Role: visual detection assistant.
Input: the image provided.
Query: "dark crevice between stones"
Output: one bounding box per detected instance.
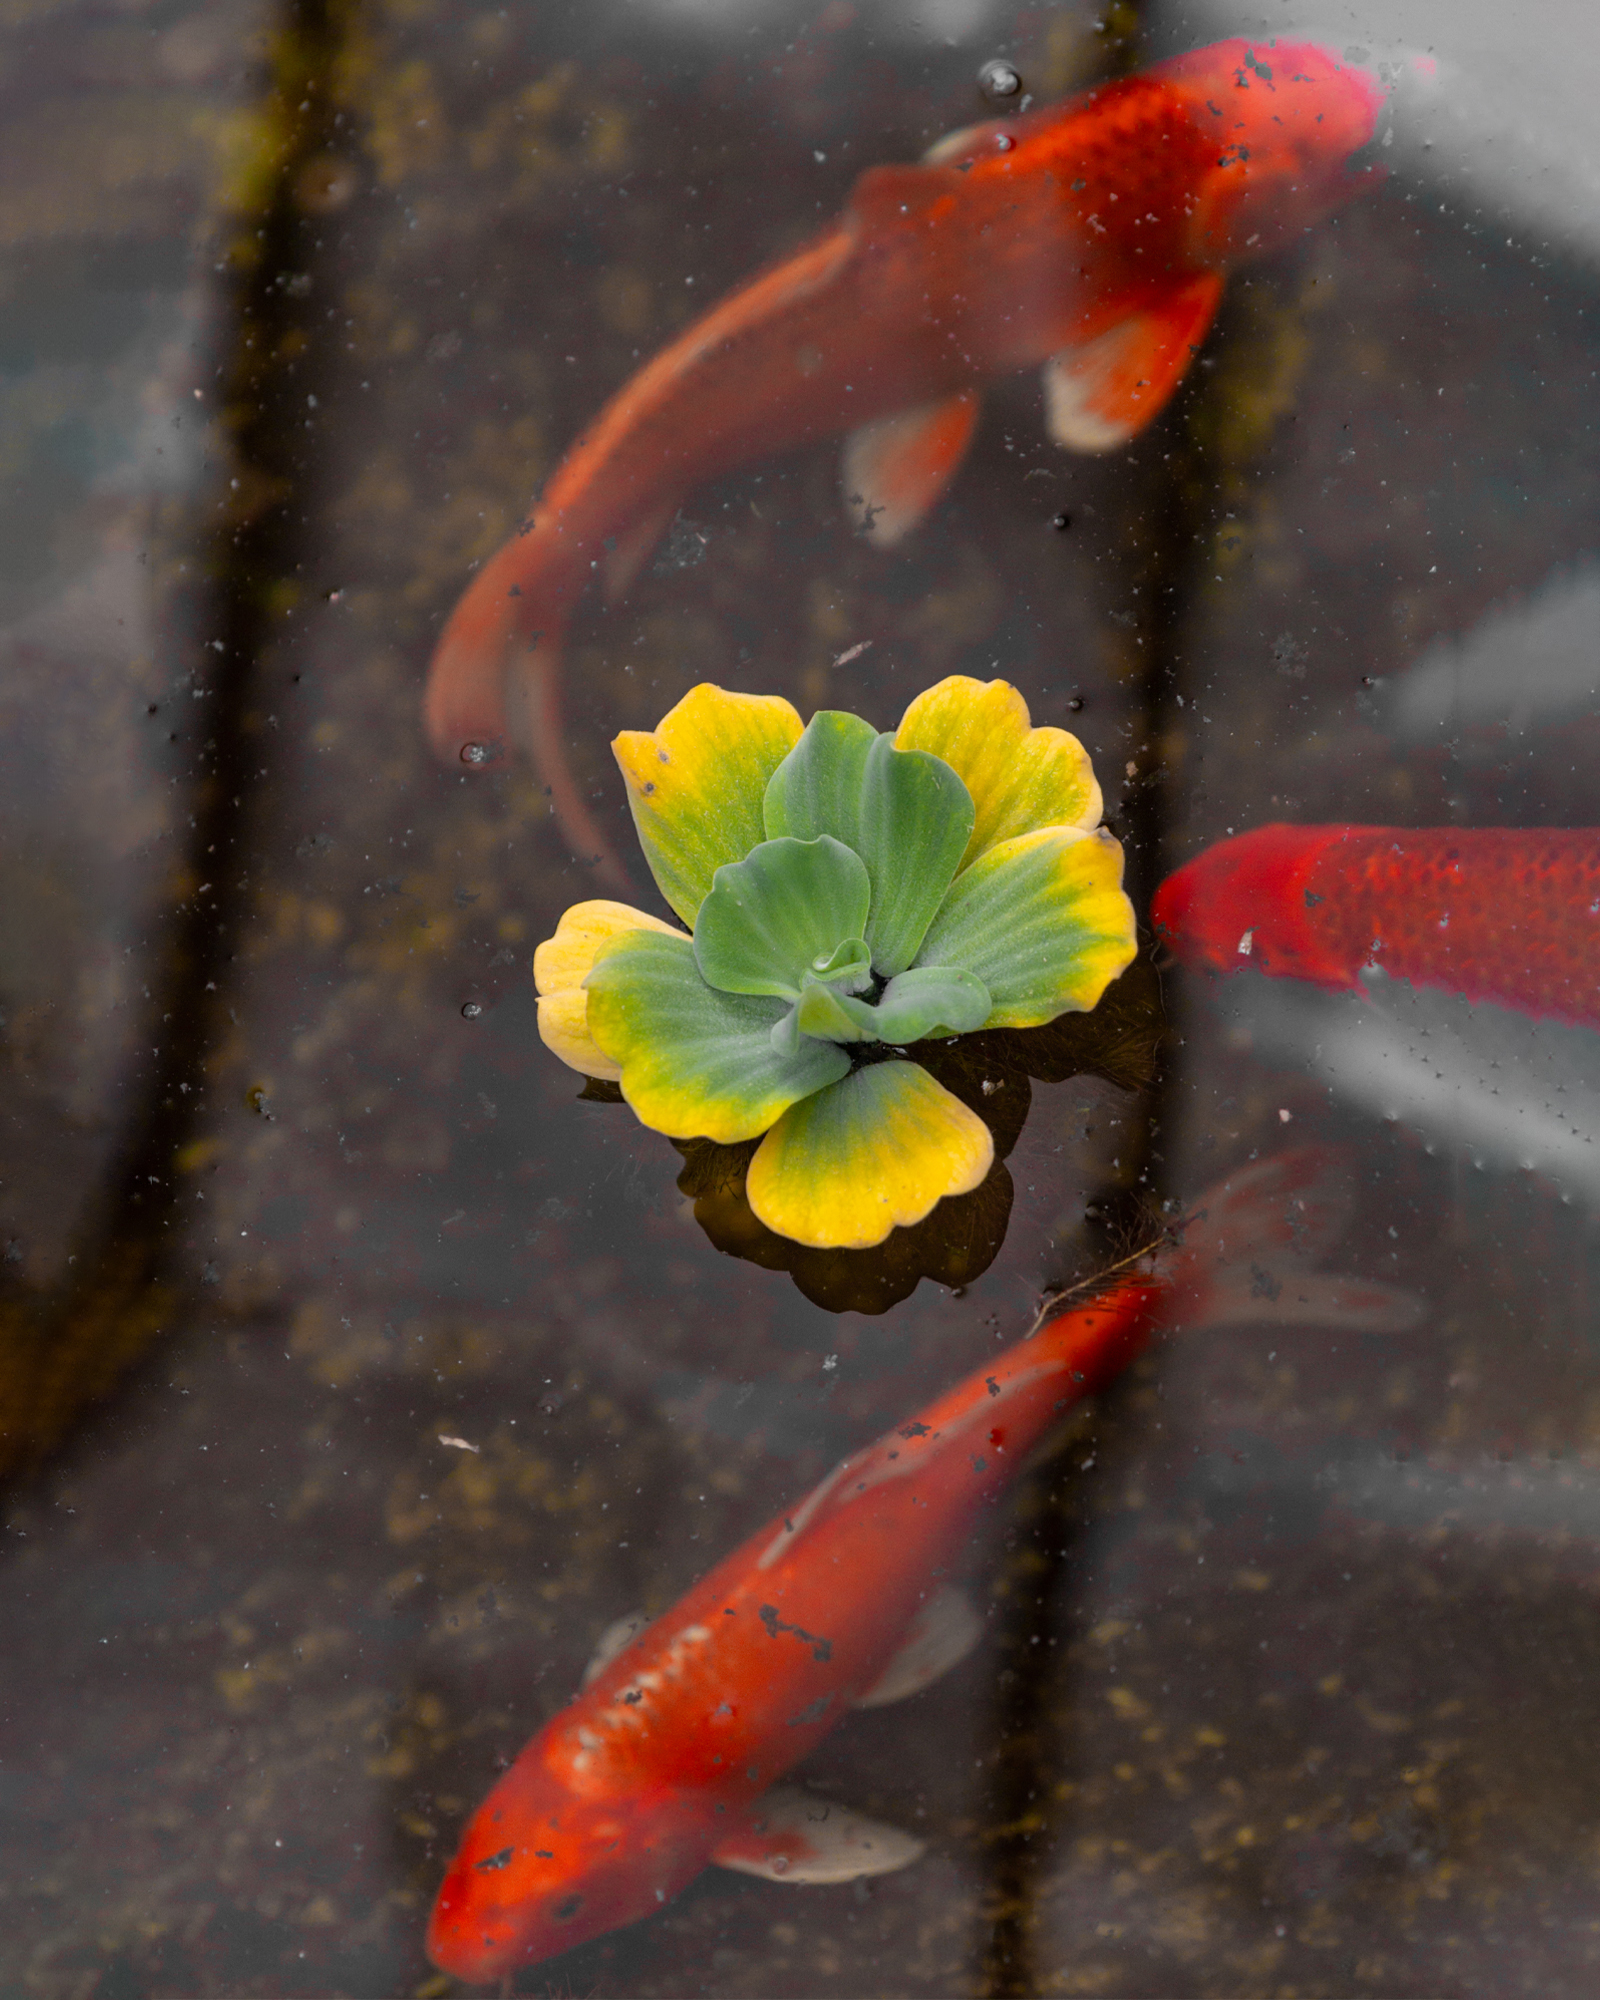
[0,0,355,1487]
[977,15,1251,1986]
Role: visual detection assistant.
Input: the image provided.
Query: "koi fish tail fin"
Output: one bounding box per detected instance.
[424,533,632,891]
[1170,1147,1425,1336]
[506,631,633,891]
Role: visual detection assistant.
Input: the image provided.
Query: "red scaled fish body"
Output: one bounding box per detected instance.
[1153,824,1600,1029]
[425,41,1384,878]
[427,1152,1416,1980]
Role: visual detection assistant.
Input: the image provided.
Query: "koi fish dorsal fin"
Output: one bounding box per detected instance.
[853,1583,983,1707]
[711,1787,925,1884]
[580,1608,650,1687]
[848,159,961,233]
[1043,271,1224,451]
[842,390,981,546]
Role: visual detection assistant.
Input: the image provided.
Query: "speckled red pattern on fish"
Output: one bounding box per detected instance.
[1153,824,1600,1028]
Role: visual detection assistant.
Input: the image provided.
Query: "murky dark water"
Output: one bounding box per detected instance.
[4,1,1600,1994]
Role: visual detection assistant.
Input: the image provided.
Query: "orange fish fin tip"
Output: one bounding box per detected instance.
[854,1584,983,1708]
[1173,1150,1425,1336]
[580,1608,650,1688]
[1042,271,1225,453]
[842,390,981,547]
[1203,1268,1424,1336]
[602,501,676,605]
[711,1787,925,1884]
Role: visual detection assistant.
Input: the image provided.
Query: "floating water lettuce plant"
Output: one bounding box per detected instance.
[535,677,1137,1250]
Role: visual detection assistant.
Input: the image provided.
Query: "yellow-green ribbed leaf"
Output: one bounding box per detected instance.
[745,1060,993,1248]
[894,676,1101,871]
[612,684,803,925]
[534,899,685,1078]
[913,825,1137,1027]
[536,989,622,1081]
[584,928,847,1143]
[533,899,683,996]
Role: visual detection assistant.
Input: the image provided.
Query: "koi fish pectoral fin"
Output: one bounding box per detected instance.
[580,1608,651,1687]
[1043,270,1225,452]
[853,1583,983,1708]
[842,390,981,547]
[711,1787,926,1884]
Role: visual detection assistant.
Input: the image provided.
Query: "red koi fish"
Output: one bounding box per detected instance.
[424,40,1384,879]
[1153,824,1600,1029]
[426,1151,1417,1980]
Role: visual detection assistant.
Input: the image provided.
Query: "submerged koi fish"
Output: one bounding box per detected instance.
[1153,823,1600,1030]
[424,40,1384,879]
[427,1151,1418,1980]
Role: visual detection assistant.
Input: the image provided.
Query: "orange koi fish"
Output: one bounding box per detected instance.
[1153,824,1600,1030]
[424,40,1384,879]
[427,1151,1417,1980]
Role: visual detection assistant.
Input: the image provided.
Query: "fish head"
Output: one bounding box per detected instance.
[1152,823,1353,990]
[1158,39,1386,262]
[427,1755,724,1978]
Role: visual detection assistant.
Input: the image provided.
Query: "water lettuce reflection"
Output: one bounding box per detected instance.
[426,1152,1420,1982]
[537,677,1137,1255]
[422,41,1386,876]
[663,966,1164,1313]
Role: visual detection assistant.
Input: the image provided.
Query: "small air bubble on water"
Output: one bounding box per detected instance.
[461,1001,483,1019]
[979,59,1021,99]
[461,741,490,766]
[1067,695,1084,711]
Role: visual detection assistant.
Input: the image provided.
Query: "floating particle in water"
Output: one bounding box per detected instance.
[652,515,709,575]
[460,741,490,766]
[1067,696,1085,712]
[461,1001,483,1020]
[979,58,1022,100]
[1052,512,1072,531]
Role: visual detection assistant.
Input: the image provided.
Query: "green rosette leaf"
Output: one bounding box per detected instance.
[693,835,871,999]
[765,713,975,976]
[871,965,992,1043]
[794,981,877,1042]
[585,929,848,1142]
[912,825,1138,1028]
[762,709,877,848]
